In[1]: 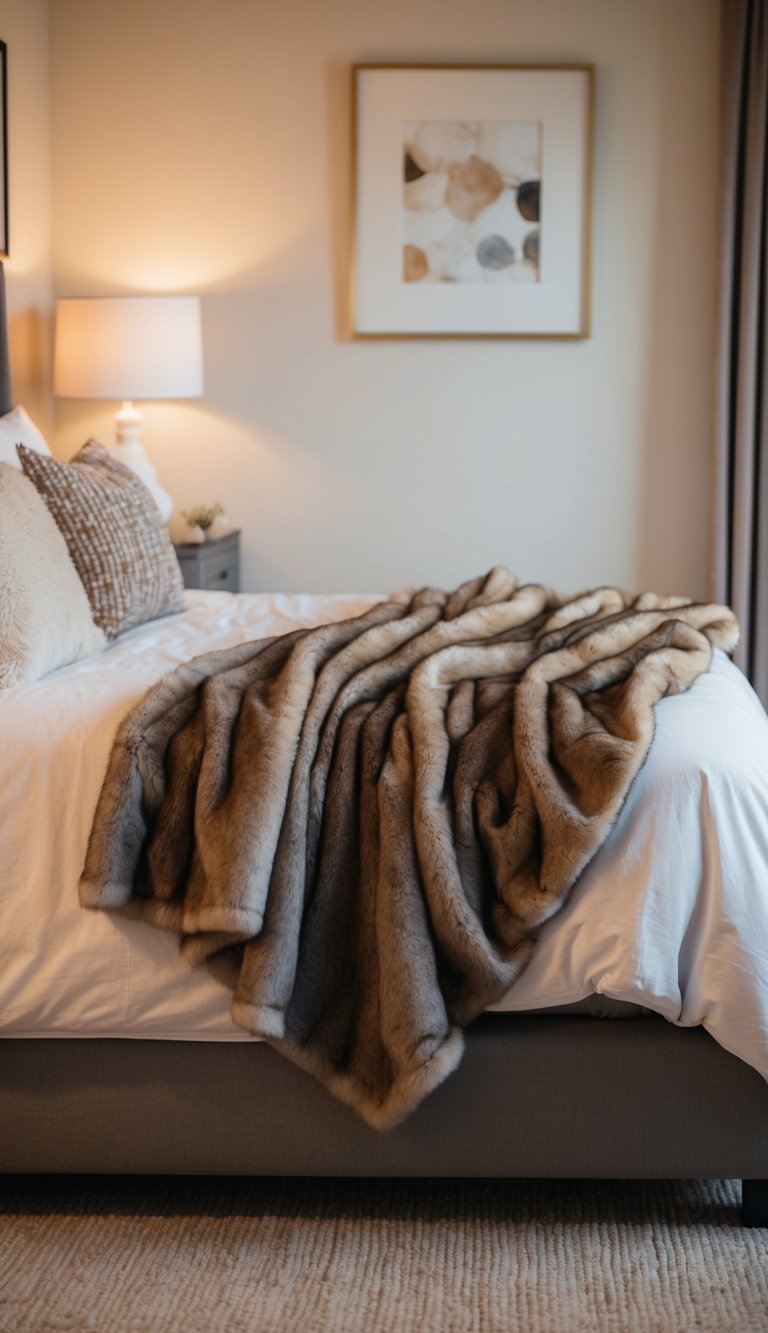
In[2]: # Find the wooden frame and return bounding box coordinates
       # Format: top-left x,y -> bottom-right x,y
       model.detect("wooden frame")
351,63 -> 594,340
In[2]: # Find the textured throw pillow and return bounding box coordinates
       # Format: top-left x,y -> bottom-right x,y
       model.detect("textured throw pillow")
18,440 -> 185,640
0,463 -> 106,687
0,405 -> 53,469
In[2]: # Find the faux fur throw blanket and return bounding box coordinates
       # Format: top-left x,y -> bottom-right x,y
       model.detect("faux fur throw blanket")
80,570 -> 738,1128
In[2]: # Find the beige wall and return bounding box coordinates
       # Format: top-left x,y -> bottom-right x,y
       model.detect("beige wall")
2,0 -> 53,430
50,0 -> 720,596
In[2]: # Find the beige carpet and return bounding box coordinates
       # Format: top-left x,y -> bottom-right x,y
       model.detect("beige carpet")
0,1177 -> 765,1332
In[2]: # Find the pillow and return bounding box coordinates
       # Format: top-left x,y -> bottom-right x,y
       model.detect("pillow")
18,440 -> 185,640
0,405 -> 53,468
0,463 -> 106,687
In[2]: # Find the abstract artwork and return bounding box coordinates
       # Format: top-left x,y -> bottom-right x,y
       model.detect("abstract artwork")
403,120 -> 541,285
352,65 -> 593,338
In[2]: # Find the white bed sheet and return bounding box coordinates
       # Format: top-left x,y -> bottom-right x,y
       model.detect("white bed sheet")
2,590 -> 768,1091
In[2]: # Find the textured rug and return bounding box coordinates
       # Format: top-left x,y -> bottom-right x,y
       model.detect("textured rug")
0,1177 -> 765,1332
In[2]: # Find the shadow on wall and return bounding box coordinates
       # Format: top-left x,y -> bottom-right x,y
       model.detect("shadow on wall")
8,307 -> 51,432
634,8 -> 716,600
325,59 -> 353,343
159,405 -> 371,591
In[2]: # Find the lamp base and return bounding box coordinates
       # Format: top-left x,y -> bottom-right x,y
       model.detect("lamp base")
112,401 -> 173,523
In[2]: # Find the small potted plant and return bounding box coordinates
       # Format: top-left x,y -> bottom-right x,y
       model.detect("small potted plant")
180,503 -> 225,543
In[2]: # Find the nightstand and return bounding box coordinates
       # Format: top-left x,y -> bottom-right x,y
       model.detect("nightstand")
173,529 -> 241,593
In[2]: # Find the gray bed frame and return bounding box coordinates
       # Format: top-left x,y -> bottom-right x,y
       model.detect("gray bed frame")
1,267 -> 766,1225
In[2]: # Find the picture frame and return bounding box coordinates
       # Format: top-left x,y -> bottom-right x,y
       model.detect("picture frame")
351,64 -> 594,340
0,40 -> 7,259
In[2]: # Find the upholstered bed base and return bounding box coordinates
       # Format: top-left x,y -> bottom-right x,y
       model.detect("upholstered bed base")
2,1017 -> 767,1210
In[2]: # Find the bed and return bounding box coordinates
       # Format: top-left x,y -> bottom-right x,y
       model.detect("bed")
1,269 -> 767,1226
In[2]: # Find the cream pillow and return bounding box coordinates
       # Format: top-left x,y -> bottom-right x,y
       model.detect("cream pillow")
0,463 -> 106,687
0,405 -> 53,469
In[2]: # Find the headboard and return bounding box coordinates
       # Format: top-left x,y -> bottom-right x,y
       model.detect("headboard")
0,261 -> 11,415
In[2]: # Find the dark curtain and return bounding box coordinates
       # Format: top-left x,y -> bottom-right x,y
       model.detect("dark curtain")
713,0 -> 768,704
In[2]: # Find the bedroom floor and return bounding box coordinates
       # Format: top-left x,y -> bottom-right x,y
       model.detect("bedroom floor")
0,1177 -> 764,1332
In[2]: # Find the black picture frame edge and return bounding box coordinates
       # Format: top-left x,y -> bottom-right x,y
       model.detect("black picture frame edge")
0,39 -> 8,259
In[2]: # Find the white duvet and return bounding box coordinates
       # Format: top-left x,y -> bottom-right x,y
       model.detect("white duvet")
2,590 -> 768,1089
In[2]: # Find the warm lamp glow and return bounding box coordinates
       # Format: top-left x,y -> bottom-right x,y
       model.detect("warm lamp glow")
54,296 -> 204,522
54,297 -> 203,400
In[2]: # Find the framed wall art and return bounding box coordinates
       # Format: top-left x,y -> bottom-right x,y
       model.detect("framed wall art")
351,64 -> 594,339
0,41 -> 6,258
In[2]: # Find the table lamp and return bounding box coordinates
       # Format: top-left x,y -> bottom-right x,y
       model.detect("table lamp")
54,295 -> 204,521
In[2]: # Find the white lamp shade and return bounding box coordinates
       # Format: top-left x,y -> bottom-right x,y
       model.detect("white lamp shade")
54,296 -> 204,400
